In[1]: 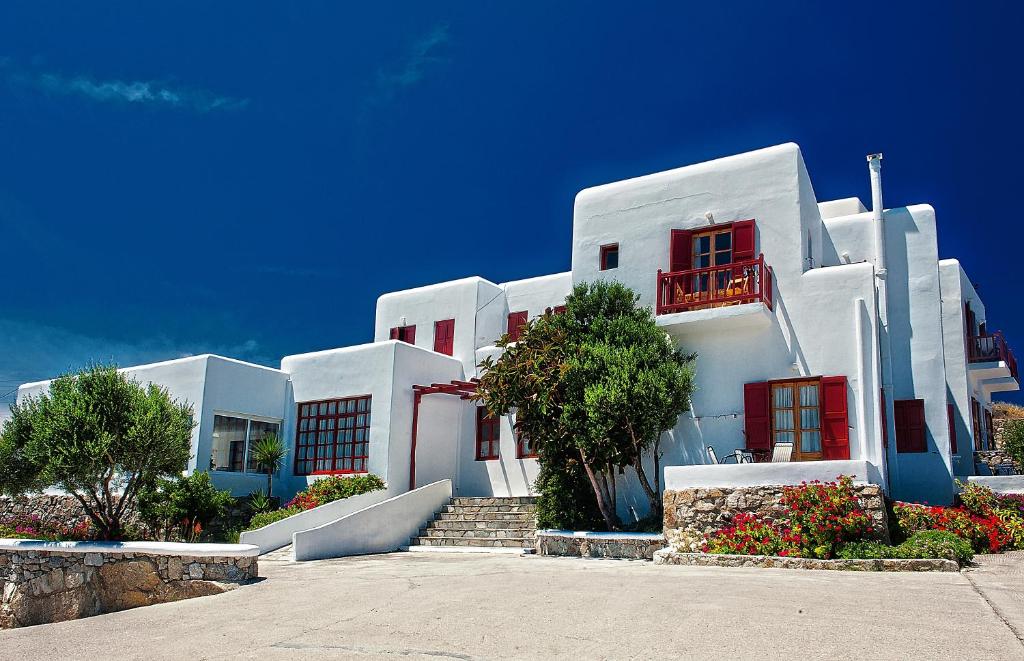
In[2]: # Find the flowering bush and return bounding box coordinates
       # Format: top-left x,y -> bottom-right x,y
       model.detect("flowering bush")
702,513 -> 798,557
0,514 -> 93,541
894,482 -> 1023,554
246,473 -> 386,531
780,476 -> 874,559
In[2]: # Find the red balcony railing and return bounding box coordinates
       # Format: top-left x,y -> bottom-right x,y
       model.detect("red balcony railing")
656,254 -> 773,315
968,332 -> 1019,381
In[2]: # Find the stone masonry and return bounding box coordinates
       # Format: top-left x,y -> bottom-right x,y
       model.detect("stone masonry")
974,450 -> 1021,475
0,547 -> 257,628
663,483 -> 890,544
536,532 -> 665,560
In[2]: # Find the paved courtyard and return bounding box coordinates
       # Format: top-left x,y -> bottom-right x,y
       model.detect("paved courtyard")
1,551 -> 1022,660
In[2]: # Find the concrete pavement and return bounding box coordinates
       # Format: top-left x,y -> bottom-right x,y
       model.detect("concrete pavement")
1,551 -> 1022,660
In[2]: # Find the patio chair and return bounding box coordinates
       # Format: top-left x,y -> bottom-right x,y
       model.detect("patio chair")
996,463 -> 1016,476
770,442 -> 794,463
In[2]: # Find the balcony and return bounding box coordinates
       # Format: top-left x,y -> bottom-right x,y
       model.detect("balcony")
654,255 -> 773,333
967,332 -> 1019,392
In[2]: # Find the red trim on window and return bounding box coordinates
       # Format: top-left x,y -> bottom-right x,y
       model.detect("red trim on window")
390,325 -> 416,344
507,311 -> 528,342
294,395 -> 371,475
984,407 -> 993,450
894,399 -> 926,453
947,403 -> 958,455
743,382 -> 771,452
552,305 -> 566,315
476,408 -> 500,460
820,376 -> 850,460
600,243 -> 619,271
971,398 -> 982,451
669,229 -> 693,273
433,319 -> 455,356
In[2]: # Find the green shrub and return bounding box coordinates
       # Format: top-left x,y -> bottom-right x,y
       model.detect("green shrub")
1003,419 -> 1024,467
836,541 -> 893,560
894,530 -> 973,564
248,506 -> 303,530
138,472 -> 235,542
957,480 -> 999,516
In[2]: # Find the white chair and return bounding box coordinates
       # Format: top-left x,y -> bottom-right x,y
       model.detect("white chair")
770,442 -> 794,463
706,447 -> 721,464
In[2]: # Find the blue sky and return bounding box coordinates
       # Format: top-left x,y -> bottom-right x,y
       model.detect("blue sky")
1,1 -> 1022,409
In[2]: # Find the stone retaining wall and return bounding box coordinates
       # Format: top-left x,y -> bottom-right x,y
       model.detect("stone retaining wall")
974,450 -> 1021,475
536,531 -> 665,560
663,483 -> 890,543
0,494 -> 110,531
652,548 -> 958,572
0,542 -> 258,628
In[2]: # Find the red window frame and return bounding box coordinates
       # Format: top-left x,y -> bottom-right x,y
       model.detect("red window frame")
894,399 -> 927,453
515,433 -> 537,459
433,319 -> 455,356
971,398 -> 982,451
552,305 -> 566,315
507,311 -> 528,342
476,408 -> 500,460
390,325 -> 416,344
983,407 -> 994,450
294,395 -> 371,475
600,243 -> 619,271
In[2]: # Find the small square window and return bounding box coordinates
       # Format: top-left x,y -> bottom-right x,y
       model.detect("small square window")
600,244 -> 619,271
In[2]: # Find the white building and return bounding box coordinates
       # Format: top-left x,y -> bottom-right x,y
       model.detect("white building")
16,144 -> 1018,510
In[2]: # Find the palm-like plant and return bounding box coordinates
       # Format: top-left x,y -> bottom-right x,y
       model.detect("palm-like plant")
250,434 -> 287,498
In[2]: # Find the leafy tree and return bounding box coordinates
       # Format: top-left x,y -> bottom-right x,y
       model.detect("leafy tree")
0,365 -> 194,540
1003,420 -> 1024,468
138,471 -> 234,542
476,281 -> 695,530
249,433 -> 286,498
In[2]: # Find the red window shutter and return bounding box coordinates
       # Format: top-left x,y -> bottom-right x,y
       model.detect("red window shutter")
743,382 -> 771,451
389,327 -> 399,340
434,319 -> 455,355
552,305 -> 566,315
405,326 -> 416,344
947,403 -> 958,454
507,311 -> 527,342
821,376 -> 850,460
670,230 -> 693,272
894,399 -> 926,453
984,408 -> 993,449
732,220 -> 756,262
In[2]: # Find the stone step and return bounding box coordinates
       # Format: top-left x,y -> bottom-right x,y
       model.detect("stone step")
442,504 -> 537,514
425,519 -> 535,531
409,536 -> 534,548
436,511 -> 536,522
451,497 -> 537,506
419,527 -> 536,539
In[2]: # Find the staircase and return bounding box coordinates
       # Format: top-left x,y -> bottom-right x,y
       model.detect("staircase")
409,496 -> 538,549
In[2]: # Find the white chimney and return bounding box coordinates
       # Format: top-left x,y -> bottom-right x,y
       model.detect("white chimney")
867,153 -> 885,275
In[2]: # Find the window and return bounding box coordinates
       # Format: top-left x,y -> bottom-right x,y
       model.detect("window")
294,396 -> 371,475
476,408 -> 500,460
984,407 -> 994,450
552,305 -> 566,315
516,433 -> 537,459
971,397 -> 982,451
770,379 -> 822,461
210,414 -> 281,473
390,325 -> 416,344
434,319 -> 455,356
600,243 -> 619,270
894,399 -> 927,453
744,375 -> 848,461
507,311 -> 528,342
692,228 -> 733,292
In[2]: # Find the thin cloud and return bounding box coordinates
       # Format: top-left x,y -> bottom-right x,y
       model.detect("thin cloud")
0,59 -> 248,113
362,23 -> 451,116
0,319 -> 275,399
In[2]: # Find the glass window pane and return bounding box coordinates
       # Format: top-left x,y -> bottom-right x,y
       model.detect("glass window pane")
210,415 -> 248,472
800,407 -> 820,430
800,384 -> 819,407
774,431 -> 795,445
773,386 -> 793,408
802,430 -> 822,453
715,232 -> 732,250
774,409 -> 794,431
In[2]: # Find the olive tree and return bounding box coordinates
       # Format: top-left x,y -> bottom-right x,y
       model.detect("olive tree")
476,281 -> 695,530
0,365 -> 194,540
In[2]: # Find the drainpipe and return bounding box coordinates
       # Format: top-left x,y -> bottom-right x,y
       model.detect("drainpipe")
868,153 -> 897,493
